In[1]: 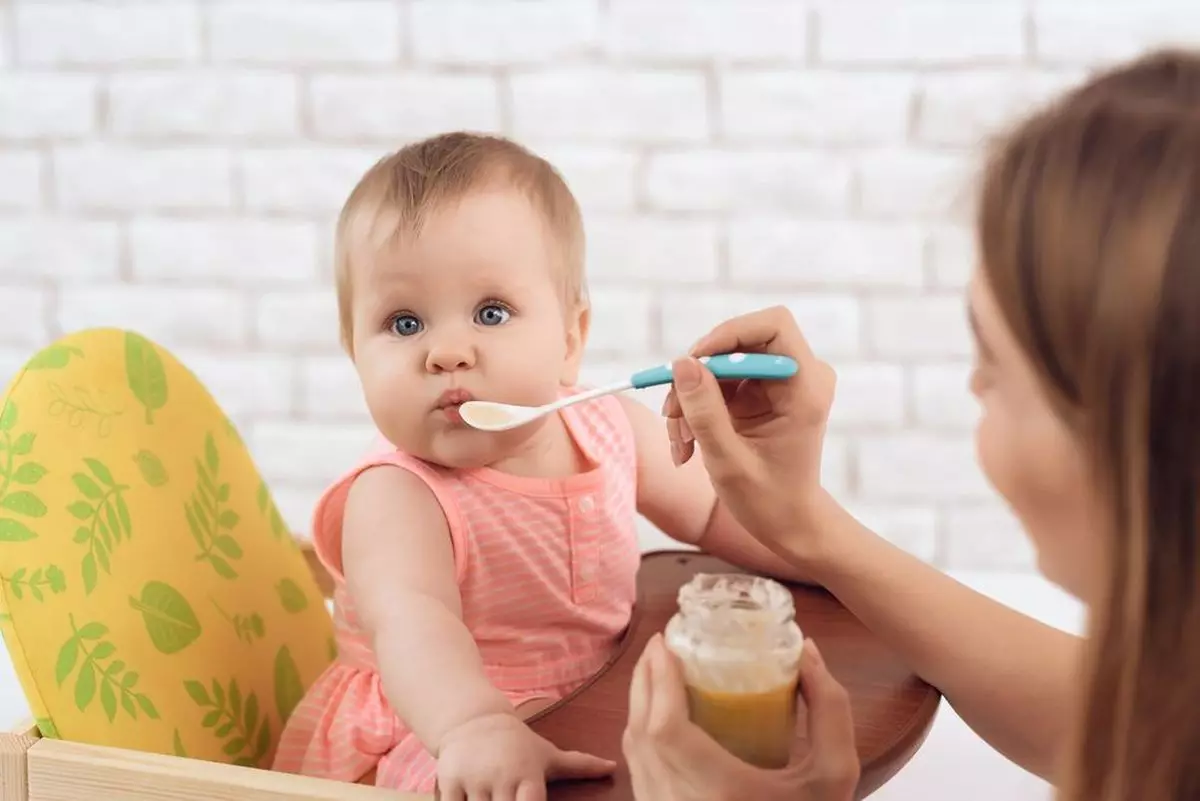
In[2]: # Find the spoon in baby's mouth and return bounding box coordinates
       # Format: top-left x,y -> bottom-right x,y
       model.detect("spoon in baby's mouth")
457,352 -> 798,432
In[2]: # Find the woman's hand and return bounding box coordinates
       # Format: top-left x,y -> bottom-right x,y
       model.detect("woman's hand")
662,305 -> 839,563
622,634 -> 859,801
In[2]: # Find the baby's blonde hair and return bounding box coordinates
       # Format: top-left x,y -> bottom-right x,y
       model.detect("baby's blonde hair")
333,131 -> 587,355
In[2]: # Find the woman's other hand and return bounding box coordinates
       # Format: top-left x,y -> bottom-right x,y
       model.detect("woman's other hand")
622,634 -> 859,801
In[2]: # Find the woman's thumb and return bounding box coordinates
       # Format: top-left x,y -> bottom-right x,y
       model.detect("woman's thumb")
798,641 -> 859,788
670,357 -> 740,464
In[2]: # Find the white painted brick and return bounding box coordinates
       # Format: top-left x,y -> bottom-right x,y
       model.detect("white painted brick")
511,69 -> 708,143
942,503 -> 1036,570
841,500 -> 938,562
0,74 -> 96,139
660,292 -> 860,359
532,146 -> 637,212
109,72 -> 298,137
0,8 -> 8,68
866,296 -> 972,359
255,289 -> 340,352
820,434 -> 851,500
309,75 -> 500,139
579,359 -> 671,415
729,220 -> 924,288
826,362 -> 906,428
605,1 -> 808,63
130,219 -> 318,285
645,151 -> 853,213
170,348 -> 292,419
266,484 -> 325,538
721,72 -> 914,144
0,349 -> 30,388
249,421 -> 377,485
15,1 -> 199,66
0,152 -> 42,210
298,356 -> 370,420
586,288 -> 654,355
927,225 -> 977,289
209,1 -> 400,65
818,4 -> 1025,66
57,286 -> 249,349
411,0 -> 597,64
914,363 -> 978,428
636,516 -> 685,554
0,286 -> 49,346
917,70 -> 1084,147
858,149 -> 978,221
586,217 -> 719,284
0,219 -> 120,280
1035,3 -> 1200,66
858,433 -> 991,500
240,147 -> 380,214
55,146 -> 231,211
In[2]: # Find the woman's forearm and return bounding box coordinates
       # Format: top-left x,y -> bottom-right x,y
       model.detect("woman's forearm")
804,492 -> 1081,781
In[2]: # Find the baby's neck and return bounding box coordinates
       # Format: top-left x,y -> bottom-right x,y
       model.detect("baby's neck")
484,412 -> 591,479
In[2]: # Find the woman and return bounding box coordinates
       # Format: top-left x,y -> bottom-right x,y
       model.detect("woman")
623,48 -> 1200,801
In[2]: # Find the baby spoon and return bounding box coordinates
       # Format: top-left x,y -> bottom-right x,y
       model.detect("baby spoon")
458,352 -> 798,432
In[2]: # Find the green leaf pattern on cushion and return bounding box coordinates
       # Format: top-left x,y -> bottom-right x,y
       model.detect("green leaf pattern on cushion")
0,329 -> 333,765
211,598 -> 265,645
184,676 -> 273,768
68,458 -> 131,595
0,402 -> 47,543
186,433 -> 244,580
132,449 -> 168,487
123,332 -> 168,425
128,582 -> 202,655
24,344 -> 83,371
46,382 -> 123,439
3,564 -> 66,602
55,616 -> 159,722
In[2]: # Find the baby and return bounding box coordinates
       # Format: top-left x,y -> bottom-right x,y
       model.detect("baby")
272,132 -> 803,798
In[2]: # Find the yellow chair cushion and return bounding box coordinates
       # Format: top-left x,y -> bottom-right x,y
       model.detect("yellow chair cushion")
0,328 -> 335,768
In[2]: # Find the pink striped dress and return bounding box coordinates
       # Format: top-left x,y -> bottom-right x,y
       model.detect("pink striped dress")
272,392 -> 642,792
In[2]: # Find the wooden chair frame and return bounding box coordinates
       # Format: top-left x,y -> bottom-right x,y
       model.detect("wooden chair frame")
0,541 -> 431,801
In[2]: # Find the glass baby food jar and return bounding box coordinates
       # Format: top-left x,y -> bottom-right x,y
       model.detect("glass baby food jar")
663,573 -> 805,769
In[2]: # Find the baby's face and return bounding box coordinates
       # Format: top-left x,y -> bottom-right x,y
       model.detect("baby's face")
348,185 -> 587,468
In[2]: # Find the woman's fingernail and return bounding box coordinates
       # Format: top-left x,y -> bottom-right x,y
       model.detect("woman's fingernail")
672,357 -> 701,391
679,418 -> 694,445
670,441 -> 683,466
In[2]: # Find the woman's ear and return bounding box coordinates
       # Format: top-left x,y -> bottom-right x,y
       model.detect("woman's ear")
560,302 -> 591,386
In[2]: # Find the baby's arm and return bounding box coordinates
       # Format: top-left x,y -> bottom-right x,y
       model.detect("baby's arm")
619,395 -> 816,583
341,465 -> 613,795
341,465 -> 513,747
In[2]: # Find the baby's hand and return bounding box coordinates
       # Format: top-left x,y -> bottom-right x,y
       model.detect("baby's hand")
435,712 -> 615,800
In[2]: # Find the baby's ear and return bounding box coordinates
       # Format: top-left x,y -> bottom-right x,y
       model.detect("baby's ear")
560,302 -> 590,386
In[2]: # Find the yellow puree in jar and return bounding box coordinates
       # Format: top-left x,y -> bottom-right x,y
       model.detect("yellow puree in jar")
685,675 -> 799,769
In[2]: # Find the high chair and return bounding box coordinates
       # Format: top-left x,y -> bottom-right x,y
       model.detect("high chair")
0,328 -> 940,801
0,327 -> 419,799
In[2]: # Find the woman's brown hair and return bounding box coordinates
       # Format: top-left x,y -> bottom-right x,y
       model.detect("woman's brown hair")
977,49 -> 1200,800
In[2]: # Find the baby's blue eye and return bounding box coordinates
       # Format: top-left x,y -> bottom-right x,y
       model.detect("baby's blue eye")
390,314 -> 422,336
476,304 -> 510,327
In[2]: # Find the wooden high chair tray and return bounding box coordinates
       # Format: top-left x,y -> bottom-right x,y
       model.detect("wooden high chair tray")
526,551 -> 942,800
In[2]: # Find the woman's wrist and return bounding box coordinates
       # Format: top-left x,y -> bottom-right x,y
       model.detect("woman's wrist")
782,488 -> 880,585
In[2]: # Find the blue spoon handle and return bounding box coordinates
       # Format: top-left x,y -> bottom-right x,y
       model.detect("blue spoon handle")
630,353 -> 798,390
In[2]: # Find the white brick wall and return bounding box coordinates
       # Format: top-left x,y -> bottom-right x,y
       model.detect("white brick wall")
2,0 -> 1189,572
